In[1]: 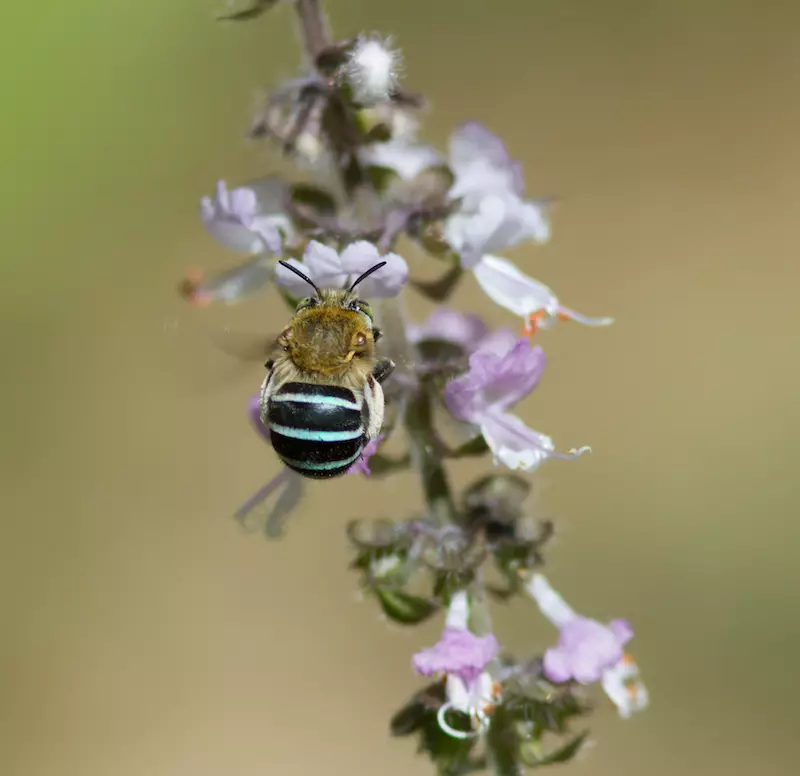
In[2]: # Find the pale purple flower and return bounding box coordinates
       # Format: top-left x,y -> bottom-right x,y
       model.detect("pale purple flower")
406,308 -> 489,350
413,627 -> 499,686
346,434 -> 385,475
444,123 -> 550,268
276,240 -> 407,298
447,121 -> 525,208
179,254 -> 274,306
413,592 -> 502,738
444,337 -> 590,472
526,573 -> 649,718
201,178 -> 292,256
473,254 -> 614,334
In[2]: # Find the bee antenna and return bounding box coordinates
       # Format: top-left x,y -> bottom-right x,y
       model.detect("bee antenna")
348,261 -> 387,292
278,261 -> 322,297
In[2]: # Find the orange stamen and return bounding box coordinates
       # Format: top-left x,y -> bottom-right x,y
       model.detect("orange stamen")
522,310 -> 546,338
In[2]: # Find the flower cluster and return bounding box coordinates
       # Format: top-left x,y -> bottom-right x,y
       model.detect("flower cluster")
187,2 -> 647,772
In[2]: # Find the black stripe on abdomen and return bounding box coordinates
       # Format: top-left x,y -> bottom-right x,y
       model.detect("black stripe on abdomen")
267,382 -> 366,479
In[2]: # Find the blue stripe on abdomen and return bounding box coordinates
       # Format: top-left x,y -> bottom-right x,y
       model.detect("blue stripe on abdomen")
268,423 -> 364,443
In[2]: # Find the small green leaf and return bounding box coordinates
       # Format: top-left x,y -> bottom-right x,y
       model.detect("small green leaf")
521,730 -> 589,767
486,705 -> 524,776
217,0 -> 279,21
445,435 -> 490,459
410,262 -> 464,302
390,682 -> 444,736
376,588 -> 439,625
290,184 -> 337,217
366,164 -> 400,192
366,452 -> 412,477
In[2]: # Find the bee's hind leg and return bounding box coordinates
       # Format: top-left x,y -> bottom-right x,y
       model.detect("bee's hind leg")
372,358 -> 395,385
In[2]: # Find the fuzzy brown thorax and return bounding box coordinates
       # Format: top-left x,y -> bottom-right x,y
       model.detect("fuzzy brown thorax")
278,289 -> 375,380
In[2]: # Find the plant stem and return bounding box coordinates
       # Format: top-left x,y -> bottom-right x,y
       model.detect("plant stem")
293,0 -> 331,61
374,296 -> 458,528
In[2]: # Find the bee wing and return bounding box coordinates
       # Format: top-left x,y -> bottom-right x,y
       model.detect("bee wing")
161,316 -> 279,396
210,327 -> 281,364
233,469 -> 305,540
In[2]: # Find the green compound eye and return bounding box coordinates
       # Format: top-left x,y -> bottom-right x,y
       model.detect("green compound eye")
349,299 -> 373,321
295,297 -> 316,312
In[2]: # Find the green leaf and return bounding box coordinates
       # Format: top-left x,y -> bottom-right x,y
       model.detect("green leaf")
376,588 -> 439,625
521,730 -> 589,767
366,452 -> 411,477
445,435 -> 490,459
217,0 -> 279,21
366,164 -> 400,192
290,184 -> 337,217
486,705 -> 524,776
390,682 -> 444,736
410,262 -> 464,302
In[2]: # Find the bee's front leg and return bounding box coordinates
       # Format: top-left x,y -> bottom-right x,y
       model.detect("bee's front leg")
372,358 -> 395,385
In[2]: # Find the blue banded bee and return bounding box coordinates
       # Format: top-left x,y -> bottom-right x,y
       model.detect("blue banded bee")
259,260 -> 395,478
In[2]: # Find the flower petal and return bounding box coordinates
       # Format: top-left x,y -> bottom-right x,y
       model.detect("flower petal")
249,393 -> 271,443
445,591 -> 470,630
413,627 -> 499,685
341,241 -> 408,298
406,308 -> 489,350
473,255 -> 559,319
558,304 -> 615,328
479,410 -> 556,472
347,434 -> 384,476
362,140 -> 443,181
601,655 -> 649,718
525,573 -> 578,629
444,340 -> 545,422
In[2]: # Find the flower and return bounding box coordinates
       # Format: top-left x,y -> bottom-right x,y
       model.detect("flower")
275,240 -> 408,298
406,308 -> 489,350
201,178 -> 292,255
347,434 -> 385,475
472,255 -> 614,334
361,139 -> 444,181
343,36 -> 402,106
444,337 -> 590,472
525,573 -> 648,718
179,254 -> 274,306
444,122 -> 551,268
412,592 -> 502,738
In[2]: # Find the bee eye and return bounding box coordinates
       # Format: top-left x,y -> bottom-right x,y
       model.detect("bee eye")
348,301 -> 360,312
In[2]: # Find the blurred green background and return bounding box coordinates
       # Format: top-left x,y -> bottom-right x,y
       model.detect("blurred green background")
2,0 -> 799,774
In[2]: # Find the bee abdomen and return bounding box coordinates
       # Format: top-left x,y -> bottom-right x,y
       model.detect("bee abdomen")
267,382 -> 367,479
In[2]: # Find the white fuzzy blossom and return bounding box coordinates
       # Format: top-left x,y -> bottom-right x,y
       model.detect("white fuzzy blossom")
343,36 -> 401,106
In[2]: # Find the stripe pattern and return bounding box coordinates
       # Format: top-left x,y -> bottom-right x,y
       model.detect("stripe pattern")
267,382 -> 368,479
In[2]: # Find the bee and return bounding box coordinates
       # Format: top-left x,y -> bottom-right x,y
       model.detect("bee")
259,260 -> 395,479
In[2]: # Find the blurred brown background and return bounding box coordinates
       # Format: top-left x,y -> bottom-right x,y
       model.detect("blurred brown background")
2,0 -> 799,774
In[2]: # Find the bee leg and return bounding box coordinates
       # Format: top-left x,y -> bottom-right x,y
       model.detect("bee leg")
372,327 -> 382,343
372,358 -> 395,385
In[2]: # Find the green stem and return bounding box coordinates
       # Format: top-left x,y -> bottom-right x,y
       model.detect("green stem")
374,296 -> 457,527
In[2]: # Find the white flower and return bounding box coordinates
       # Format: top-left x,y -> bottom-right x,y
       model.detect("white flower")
443,122 -> 551,267
444,193 -> 550,269
472,254 -> 614,333
362,139 -> 444,181
343,36 -> 402,106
